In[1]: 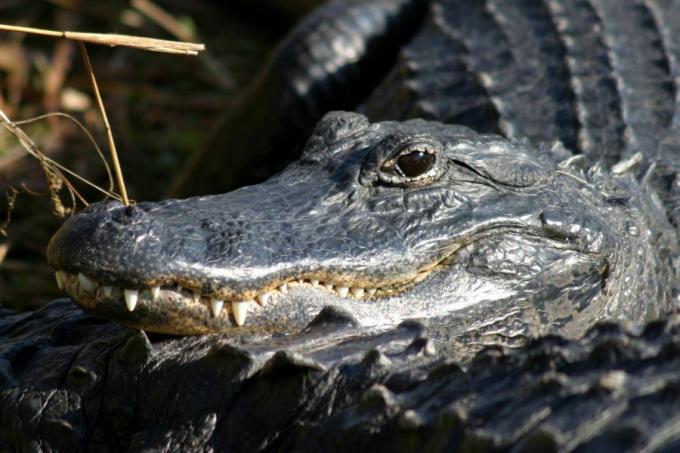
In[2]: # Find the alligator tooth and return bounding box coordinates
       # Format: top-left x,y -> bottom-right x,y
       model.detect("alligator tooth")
323,282 -> 334,291
310,280 -> 320,286
367,288 -> 377,296
176,284 -> 183,293
279,284 -> 288,293
55,271 -> 66,290
150,286 -> 160,301
193,291 -> 201,302
351,287 -> 365,298
336,286 -> 349,297
102,286 -> 112,298
298,278 -> 305,284
78,273 -> 96,293
210,298 -> 224,317
256,293 -> 271,306
124,289 -> 138,311
231,301 -> 252,326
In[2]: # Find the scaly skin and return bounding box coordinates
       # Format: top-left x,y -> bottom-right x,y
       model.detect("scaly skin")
50,0 -> 680,340
47,112 -> 677,342
5,0 -> 680,451
3,300 -> 680,451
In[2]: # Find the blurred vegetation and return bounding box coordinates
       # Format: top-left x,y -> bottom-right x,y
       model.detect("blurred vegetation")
0,0 -> 292,310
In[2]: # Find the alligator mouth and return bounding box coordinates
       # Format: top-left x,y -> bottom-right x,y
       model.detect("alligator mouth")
53,254 -> 450,333
53,220 -> 587,334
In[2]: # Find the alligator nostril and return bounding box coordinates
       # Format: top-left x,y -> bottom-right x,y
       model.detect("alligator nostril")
111,204 -> 148,224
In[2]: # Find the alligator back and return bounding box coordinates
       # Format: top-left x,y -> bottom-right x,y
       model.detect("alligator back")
363,0 -> 680,228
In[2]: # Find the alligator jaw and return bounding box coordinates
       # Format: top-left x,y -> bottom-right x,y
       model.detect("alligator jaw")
57,272 -> 377,330
52,248 -> 455,334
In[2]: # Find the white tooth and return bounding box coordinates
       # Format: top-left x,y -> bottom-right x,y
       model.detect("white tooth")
257,293 -> 271,306
176,284 -> 183,293
78,273 -> 96,293
55,271 -> 66,290
231,301 -> 251,326
210,298 -> 224,317
298,279 -> 305,284
311,280 -> 320,286
279,284 -> 288,293
323,282 -> 334,291
102,286 -> 112,298
124,289 -> 138,311
351,287 -> 365,298
193,291 -> 201,302
367,288 -> 377,296
336,286 -> 349,297
150,286 -> 160,301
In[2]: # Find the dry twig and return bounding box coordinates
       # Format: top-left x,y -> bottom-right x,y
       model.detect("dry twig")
0,23 -> 205,55
0,108 -> 121,217
0,21 -> 208,206
13,112 -> 116,195
78,42 -> 129,206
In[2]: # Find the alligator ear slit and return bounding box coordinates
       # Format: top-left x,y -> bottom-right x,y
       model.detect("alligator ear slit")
451,159 -> 485,178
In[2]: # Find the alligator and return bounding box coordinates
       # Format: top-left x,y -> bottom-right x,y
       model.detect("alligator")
46,111 -> 677,345
3,0 -> 680,451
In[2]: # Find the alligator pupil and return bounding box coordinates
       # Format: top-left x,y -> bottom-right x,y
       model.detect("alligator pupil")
397,151 -> 434,177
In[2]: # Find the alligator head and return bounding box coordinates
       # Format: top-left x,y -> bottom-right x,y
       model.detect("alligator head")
47,112 -> 677,340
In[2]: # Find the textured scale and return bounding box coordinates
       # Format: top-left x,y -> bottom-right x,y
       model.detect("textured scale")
545,0 -> 627,163
5,0 -> 680,450
364,0 -> 680,205
3,301 -> 680,451
48,110 -> 676,335
185,0 -> 680,226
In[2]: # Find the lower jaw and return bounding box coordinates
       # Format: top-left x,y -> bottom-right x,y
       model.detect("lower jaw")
65,283 -> 318,336
56,270 -> 412,335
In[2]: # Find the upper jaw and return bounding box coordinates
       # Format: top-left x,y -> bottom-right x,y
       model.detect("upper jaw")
50,239 -> 468,335
45,175 -> 459,295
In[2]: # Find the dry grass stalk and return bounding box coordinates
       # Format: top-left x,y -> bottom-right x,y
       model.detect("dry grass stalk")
0,108 -> 121,219
13,112 -> 117,196
0,21 -> 208,206
0,23 -> 205,55
0,108 -> 75,219
78,42 -> 129,206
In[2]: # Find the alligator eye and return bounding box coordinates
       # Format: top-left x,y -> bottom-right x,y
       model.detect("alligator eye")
396,151 -> 435,178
